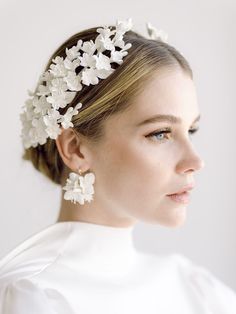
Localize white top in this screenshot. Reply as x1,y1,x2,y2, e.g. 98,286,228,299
0,221,236,314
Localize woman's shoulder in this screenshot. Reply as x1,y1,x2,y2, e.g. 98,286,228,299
0,222,77,313
0,277,75,314
169,253,236,313
0,222,72,286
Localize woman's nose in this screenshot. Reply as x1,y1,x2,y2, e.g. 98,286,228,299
176,142,205,174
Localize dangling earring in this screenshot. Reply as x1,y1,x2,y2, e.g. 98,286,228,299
62,168,96,205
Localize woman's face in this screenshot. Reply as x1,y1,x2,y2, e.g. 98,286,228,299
89,68,205,227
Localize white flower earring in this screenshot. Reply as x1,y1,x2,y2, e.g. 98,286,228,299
62,168,96,205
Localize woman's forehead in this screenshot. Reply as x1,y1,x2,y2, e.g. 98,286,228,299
123,72,199,124
102,69,200,137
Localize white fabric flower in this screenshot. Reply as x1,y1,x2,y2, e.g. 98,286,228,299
81,40,97,55
33,96,51,115
81,68,99,86
110,50,129,65
96,25,116,40
63,173,84,204
58,103,82,129
146,22,168,43
65,46,81,61
63,71,83,92
49,57,68,77
49,78,68,93
95,32,115,52
116,17,133,34
36,84,51,96
63,58,81,71
43,109,62,139
47,90,76,110
31,117,48,144
62,172,95,205
78,52,96,68
79,172,95,202
24,98,37,119
39,71,54,83
94,52,112,71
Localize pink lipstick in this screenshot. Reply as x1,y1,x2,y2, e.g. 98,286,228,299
167,191,190,204
166,184,194,204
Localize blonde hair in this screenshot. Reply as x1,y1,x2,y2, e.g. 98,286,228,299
22,25,193,185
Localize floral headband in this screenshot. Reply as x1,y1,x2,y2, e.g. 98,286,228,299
20,18,168,149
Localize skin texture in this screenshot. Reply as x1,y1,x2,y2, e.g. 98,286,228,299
55,67,205,228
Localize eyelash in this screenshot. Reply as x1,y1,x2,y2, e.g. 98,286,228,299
146,127,199,142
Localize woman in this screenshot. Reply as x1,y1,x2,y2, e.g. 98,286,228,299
0,18,236,313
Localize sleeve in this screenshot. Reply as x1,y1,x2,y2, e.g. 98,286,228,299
0,278,75,314
174,254,236,314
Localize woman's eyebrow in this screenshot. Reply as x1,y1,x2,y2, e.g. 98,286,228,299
136,114,201,126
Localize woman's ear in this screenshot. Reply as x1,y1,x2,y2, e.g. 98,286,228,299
55,127,91,173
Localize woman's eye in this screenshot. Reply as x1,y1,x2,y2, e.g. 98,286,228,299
146,127,199,142
147,129,171,142
189,128,199,135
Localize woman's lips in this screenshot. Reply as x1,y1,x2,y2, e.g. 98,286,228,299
167,191,190,204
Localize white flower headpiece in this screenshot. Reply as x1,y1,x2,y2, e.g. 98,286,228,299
20,18,168,149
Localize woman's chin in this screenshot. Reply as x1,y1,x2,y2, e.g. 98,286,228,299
166,206,187,228
154,205,187,228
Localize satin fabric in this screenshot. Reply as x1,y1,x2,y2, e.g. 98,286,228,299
0,221,236,314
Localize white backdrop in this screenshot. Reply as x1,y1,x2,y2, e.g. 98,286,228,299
0,0,235,290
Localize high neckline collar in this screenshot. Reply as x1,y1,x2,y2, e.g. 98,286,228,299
55,220,135,231
52,221,138,277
